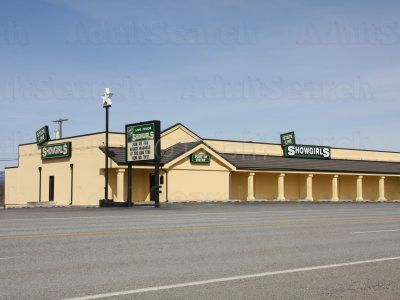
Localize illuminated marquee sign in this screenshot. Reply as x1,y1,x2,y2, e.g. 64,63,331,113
125,121,161,163
284,144,331,159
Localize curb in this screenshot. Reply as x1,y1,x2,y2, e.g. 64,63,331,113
1,200,399,209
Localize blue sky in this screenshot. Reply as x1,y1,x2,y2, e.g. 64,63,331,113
1,0,400,169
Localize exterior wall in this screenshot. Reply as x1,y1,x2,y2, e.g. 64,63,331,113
339,175,357,201
231,172,247,200
205,140,400,162
108,169,118,201
167,152,230,201
313,175,332,200
229,171,400,202
331,149,400,162
4,168,24,204
42,159,71,204
111,167,167,203
5,127,170,206
363,176,379,201
5,133,108,206
205,140,282,156
109,133,125,147
386,177,400,200
285,174,306,201
111,168,127,203
254,173,278,200
162,126,199,149
168,170,229,201
132,169,152,202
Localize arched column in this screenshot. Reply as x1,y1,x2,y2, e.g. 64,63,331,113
356,176,363,201
116,168,126,201
331,175,339,201
277,173,285,201
306,174,313,201
378,176,386,201
246,172,255,200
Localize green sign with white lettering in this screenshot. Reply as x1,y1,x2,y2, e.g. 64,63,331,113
280,131,295,147
41,142,72,160
191,151,211,163
283,144,331,159
36,126,50,145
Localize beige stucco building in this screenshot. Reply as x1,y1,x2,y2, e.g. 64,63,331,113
5,123,400,206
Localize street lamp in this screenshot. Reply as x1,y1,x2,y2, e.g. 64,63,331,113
101,88,113,206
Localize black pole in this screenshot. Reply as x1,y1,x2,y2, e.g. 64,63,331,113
104,105,109,201
164,169,168,202
38,167,42,202
154,122,161,208
154,159,160,208
127,164,132,207
70,164,74,205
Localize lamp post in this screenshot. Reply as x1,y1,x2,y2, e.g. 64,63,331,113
102,88,113,205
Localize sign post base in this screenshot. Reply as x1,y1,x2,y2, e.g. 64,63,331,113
99,199,129,207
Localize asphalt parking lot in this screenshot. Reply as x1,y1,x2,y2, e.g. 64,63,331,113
1,202,400,299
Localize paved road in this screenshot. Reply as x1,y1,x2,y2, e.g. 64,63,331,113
0,202,400,299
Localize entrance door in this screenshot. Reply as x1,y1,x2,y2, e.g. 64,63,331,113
149,174,163,201
149,173,156,201
49,176,55,202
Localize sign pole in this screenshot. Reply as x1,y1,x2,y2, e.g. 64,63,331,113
154,122,161,208
154,160,160,208
127,163,132,207
38,167,42,202
104,105,109,202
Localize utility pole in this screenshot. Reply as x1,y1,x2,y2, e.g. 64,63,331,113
52,118,69,139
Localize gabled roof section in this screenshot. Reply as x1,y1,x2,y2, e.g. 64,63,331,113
161,142,201,164
161,123,202,141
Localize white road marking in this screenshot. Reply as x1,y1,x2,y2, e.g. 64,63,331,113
0,257,16,260
1,208,397,223
352,229,400,234
64,256,400,300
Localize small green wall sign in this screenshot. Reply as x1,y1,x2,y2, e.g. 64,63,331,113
284,144,331,159
280,131,295,147
41,142,71,160
36,126,50,145
191,151,211,163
